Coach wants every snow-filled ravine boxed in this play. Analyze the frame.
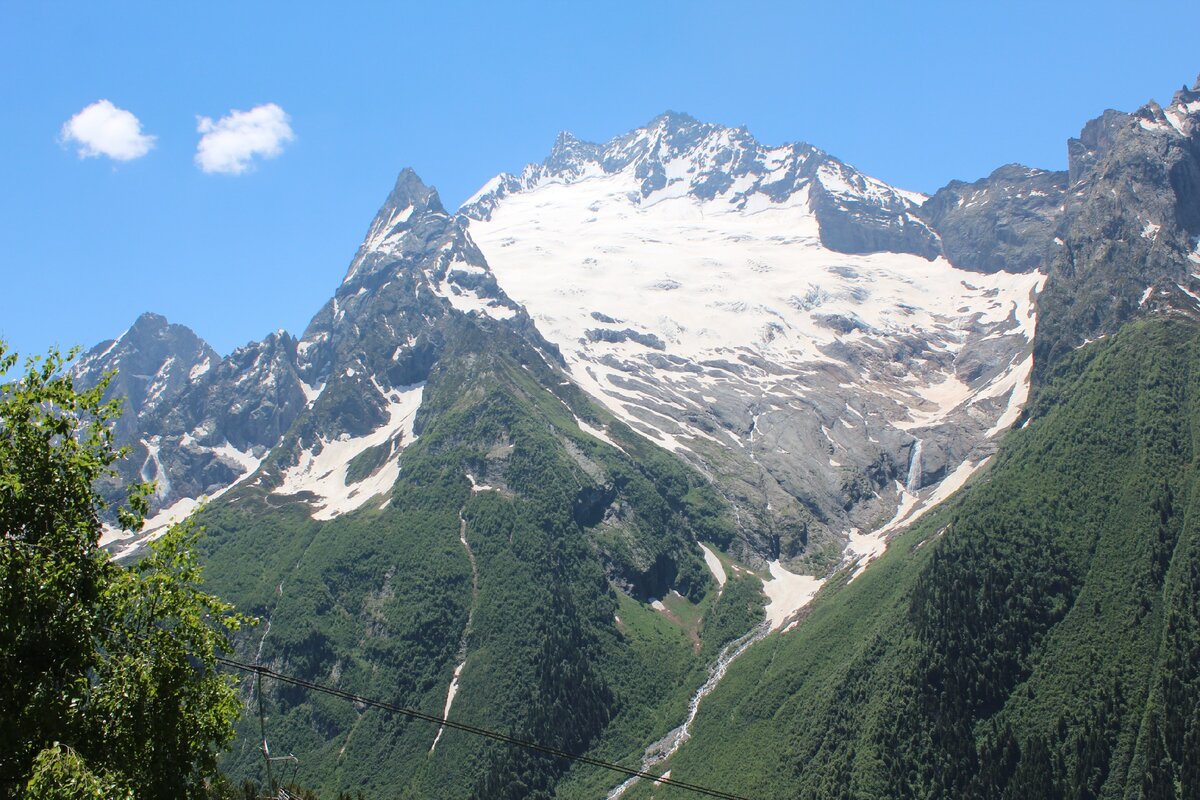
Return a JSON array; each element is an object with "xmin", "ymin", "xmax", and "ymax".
[
  {"xmin": 274, "ymin": 383, "xmax": 424, "ymax": 520},
  {"xmin": 99, "ymin": 439, "xmax": 264, "ymax": 560}
]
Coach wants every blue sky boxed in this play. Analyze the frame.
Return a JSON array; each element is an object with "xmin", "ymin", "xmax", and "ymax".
[{"xmin": 2, "ymin": 0, "xmax": 1198, "ymax": 358}]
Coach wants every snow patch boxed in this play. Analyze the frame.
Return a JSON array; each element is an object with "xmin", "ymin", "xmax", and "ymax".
[
  {"xmin": 300, "ymin": 380, "xmax": 325, "ymax": 405},
  {"xmin": 984, "ymin": 354, "xmax": 1034, "ymax": 437},
  {"xmin": 465, "ymin": 473, "xmax": 496, "ymax": 493},
  {"xmin": 101, "ymin": 441, "xmax": 264, "ymax": 558},
  {"xmin": 188, "ymin": 357, "xmax": 212, "ymax": 381},
  {"xmin": 698, "ymin": 543, "xmax": 727, "ymax": 589},
  {"xmin": 429, "ymin": 661, "xmax": 465, "ymax": 754},
  {"xmin": 574, "ymin": 415, "xmax": 625, "ymax": 452},
  {"xmin": 275, "ymin": 383, "xmax": 424, "ymax": 520},
  {"xmin": 877, "ymin": 457, "xmax": 991, "ymax": 539},
  {"xmin": 844, "ymin": 527, "xmax": 887, "ymax": 582},
  {"xmin": 761, "ymin": 561, "xmax": 824, "ymax": 630}
]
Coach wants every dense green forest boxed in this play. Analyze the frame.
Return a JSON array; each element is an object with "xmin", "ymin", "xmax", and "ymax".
[
  {"xmin": 193, "ymin": 315, "xmax": 755, "ymax": 798},
  {"xmin": 14, "ymin": 315, "xmax": 1200, "ymax": 799},
  {"xmin": 636, "ymin": 319, "xmax": 1200, "ymax": 799}
]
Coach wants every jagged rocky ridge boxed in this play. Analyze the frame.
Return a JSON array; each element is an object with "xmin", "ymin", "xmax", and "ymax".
[
  {"xmin": 462, "ymin": 111, "xmax": 1047, "ymax": 570},
  {"xmin": 462, "ymin": 111, "xmax": 942, "ymax": 259},
  {"xmin": 98, "ymin": 172, "xmax": 749, "ymax": 797},
  {"xmin": 82, "ymin": 113, "xmax": 1067, "ymax": 578},
  {"xmin": 1034, "ymin": 76, "xmax": 1200, "ymax": 375},
  {"xmin": 917, "ymin": 163, "xmax": 1069, "ymax": 274},
  {"xmin": 87, "ymin": 169, "xmax": 541, "ymax": 553},
  {"xmin": 88, "ymin": 87, "xmax": 1200, "ymax": 578},
  {"xmin": 76, "ymin": 314, "xmax": 306, "ymax": 525}
]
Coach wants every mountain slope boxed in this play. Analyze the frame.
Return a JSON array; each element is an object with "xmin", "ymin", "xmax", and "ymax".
[
  {"xmin": 1035, "ymin": 76, "xmax": 1200, "ymax": 377},
  {"xmin": 917, "ymin": 163, "xmax": 1068, "ymax": 274},
  {"xmin": 201, "ymin": 284, "xmax": 750, "ymax": 799},
  {"xmin": 463, "ymin": 112, "xmax": 1045, "ymax": 573},
  {"xmin": 619, "ymin": 77, "xmax": 1200, "ymax": 800},
  {"xmin": 81, "ymin": 174, "xmax": 774, "ymax": 798},
  {"xmin": 638, "ymin": 318, "xmax": 1200, "ymax": 800}
]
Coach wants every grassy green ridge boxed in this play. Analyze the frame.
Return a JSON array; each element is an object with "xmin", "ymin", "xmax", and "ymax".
[
  {"xmin": 638, "ymin": 319, "xmax": 1200, "ymax": 800},
  {"xmin": 191, "ymin": 314, "xmax": 754, "ymax": 798}
]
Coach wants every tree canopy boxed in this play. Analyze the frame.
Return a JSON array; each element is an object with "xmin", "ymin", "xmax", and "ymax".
[{"xmin": 0, "ymin": 344, "xmax": 248, "ymax": 799}]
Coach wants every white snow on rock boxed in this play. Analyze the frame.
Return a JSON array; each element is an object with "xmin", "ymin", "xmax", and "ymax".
[
  {"xmin": 761, "ymin": 560, "xmax": 824, "ymax": 630},
  {"xmin": 100, "ymin": 441, "xmax": 264, "ymax": 559},
  {"xmin": 437, "ymin": 282, "xmax": 518, "ymax": 320},
  {"xmin": 429, "ymin": 660, "xmax": 465, "ymax": 753},
  {"xmin": 984, "ymin": 354, "xmax": 1034, "ymax": 438},
  {"xmin": 844, "ymin": 527, "xmax": 888, "ymax": 582},
  {"xmin": 466, "ymin": 163, "xmax": 1041, "ymax": 403},
  {"xmin": 188, "ymin": 357, "xmax": 212, "ymax": 381},
  {"xmin": 464, "ymin": 140, "xmax": 1044, "ymax": 578},
  {"xmin": 573, "ymin": 414, "xmax": 625, "ymax": 452},
  {"xmin": 275, "ymin": 383, "xmax": 424, "ymax": 520},
  {"xmin": 465, "ymin": 473, "xmax": 496, "ymax": 493},
  {"xmin": 872, "ymin": 456, "xmax": 992, "ymax": 544},
  {"xmin": 698, "ymin": 543, "xmax": 727, "ymax": 589},
  {"xmin": 300, "ymin": 379, "xmax": 325, "ymax": 405}
]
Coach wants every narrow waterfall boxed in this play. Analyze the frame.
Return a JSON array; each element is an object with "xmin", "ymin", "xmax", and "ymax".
[{"xmin": 906, "ymin": 439, "xmax": 924, "ymax": 492}]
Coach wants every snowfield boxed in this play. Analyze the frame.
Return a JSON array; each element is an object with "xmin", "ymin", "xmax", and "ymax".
[
  {"xmin": 274, "ymin": 383, "xmax": 424, "ymax": 520},
  {"xmin": 465, "ymin": 133, "xmax": 1043, "ymax": 585}
]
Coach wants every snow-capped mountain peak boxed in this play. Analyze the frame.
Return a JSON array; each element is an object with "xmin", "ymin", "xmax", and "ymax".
[
  {"xmin": 346, "ymin": 168, "xmax": 448, "ymax": 284},
  {"xmin": 462, "ymin": 112, "xmax": 940, "ymax": 259},
  {"xmin": 461, "ymin": 114, "xmax": 1044, "ymax": 567}
]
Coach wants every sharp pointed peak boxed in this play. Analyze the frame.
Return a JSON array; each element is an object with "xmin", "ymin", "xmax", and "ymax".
[
  {"xmin": 553, "ymin": 129, "xmax": 584, "ymax": 147},
  {"xmin": 1170, "ymin": 80, "xmax": 1200, "ymax": 109},
  {"xmin": 544, "ymin": 129, "xmax": 602, "ymax": 171},
  {"xmin": 385, "ymin": 167, "xmax": 444, "ymax": 215}
]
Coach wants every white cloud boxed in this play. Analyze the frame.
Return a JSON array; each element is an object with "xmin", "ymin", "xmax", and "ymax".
[
  {"xmin": 195, "ymin": 103, "xmax": 295, "ymax": 175},
  {"xmin": 60, "ymin": 100, "xmax": 156, "ymax": 161}
]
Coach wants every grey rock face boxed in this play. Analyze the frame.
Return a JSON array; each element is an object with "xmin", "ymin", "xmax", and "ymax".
[
  {"xmin": 82, "ymin": 170, "xmax": 555, "ymax": 545},
  {"xmin": 71, "ymin": 312, "xmax": 218, "ymax": 441},
  {"xmin": 807, "ymin": 156, "xmax": 941, "ymax": 259},
  {"xmin": 918, "ymin": 164, "xmax": 1068, "ymax": 273},
  {"xmin": 77, "ymin": 319, "xmax": 312, "ymax": 512},
  {"xmin": 268, "ymin": 170, "xmax": 547, "ymax": 469},
  {"xmin": 462, "ymin": 111, "xmax": 941, "ymax": 260},
  {"xmin": 1034, "ymin": 76, "xmax": 1200, "ymax": 376}
]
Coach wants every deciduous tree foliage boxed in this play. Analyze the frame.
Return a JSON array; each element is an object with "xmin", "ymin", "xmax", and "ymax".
[{"xmin": 0, "ymin": 344, "xmax": 248, "ymax": 799}]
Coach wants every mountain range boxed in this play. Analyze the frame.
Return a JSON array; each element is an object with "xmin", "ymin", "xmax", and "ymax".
[{"xmin": 70, "ymin": 74, "xmax": 1200, "ymax": 798}]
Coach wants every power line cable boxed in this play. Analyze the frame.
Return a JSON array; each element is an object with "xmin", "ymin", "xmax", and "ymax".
[{"xmin": 215, "ymin": 654, "xmax": 754, "ymax": 800}]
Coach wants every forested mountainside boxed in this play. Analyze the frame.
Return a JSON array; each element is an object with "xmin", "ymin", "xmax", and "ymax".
[
  {"xmin": 636, "ymin": 78, "xmax": 1200, "ymax": 800},
  {"xmin": 647, "ymin": 319, "xmax": 1200, "ymax": 800},
  {"xmin": 66, "ymin": 74, "xmax": 1200, "ymax": 798},
  {"xmin": 199, "ymin": 312, "xmax": 753, "ymax": 798}
]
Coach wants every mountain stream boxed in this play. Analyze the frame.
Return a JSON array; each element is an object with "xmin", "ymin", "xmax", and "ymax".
[{"xmin": 605, "ymin": 620, "xmax": 771, "ymax": 798}]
